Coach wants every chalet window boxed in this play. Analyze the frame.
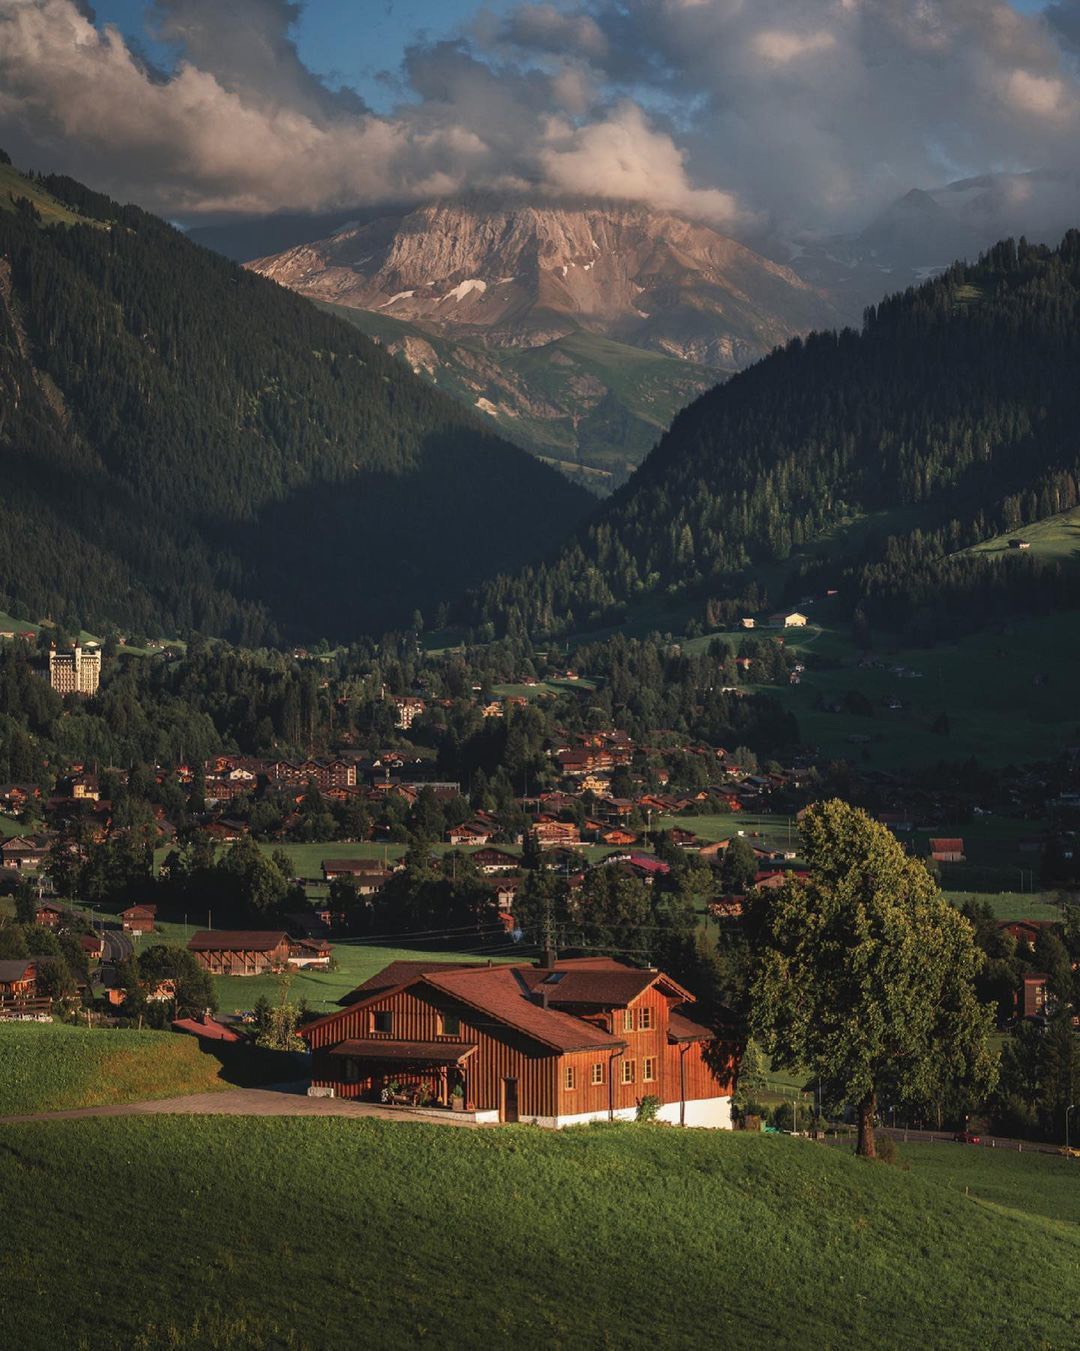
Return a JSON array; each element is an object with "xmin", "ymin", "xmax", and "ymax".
[
  {"xmin": 371, "ymin": 1010, "xmax": 392, "ymax": 1034},
  {"xmin": 343, "ymin": 1058, "xmax": 359, "ymax": 1084},
  {"xmin": 439, "ymin": 1013, "xmax": 461, "ymax": 1037},
  {"xmin": 622, "ymin": 1008, "xmax": 633, "ymax": 1032},
  {"xmin": 643, "ymin": 1057, "xmax": 656, "ymax": 1083},
  {"xmin": 564, "ymin": 1066, "xmax": 576, "ymax": 1091},
  {"xmin": 637, "ymin": 1006, "xmax": 653, "ymax": 1030},
  {"xmin": 591, "ymin": 1063, "xmax": 604, "ymax": 1086},
  {"xmin": 621, "ymin": 1060, "xmax": 635, "ymax": 1085}
]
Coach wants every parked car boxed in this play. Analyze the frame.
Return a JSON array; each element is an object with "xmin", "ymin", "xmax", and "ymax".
[{"xmin": 953, "ymin": 1130, "xmax": 982, "ymax": 1145}]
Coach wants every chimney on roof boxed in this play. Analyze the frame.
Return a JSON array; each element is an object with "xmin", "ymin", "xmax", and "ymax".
[{"xmin": 540, "ymin": 985, "xmax": 550, "ymax": 1009}]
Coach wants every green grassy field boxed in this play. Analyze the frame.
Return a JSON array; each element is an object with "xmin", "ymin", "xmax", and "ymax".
[
  {"xmin": 121, "ymin": 929, "xmax": 497, "ymax": 1014},
  {"xmin": 0, "ymin": 1022, "xmax": 247, "ymax": 1115},
  {"xmin": 212, "ymin": 943, "xmax": 498, "ymax": 1015},
  {"xmin": 966, "ymin": 507, "xmax": 1080, "ymax": 569},
  {"xmin": 0, "ymin": 1119, "xmax": 1076, "ymax": 1348}
]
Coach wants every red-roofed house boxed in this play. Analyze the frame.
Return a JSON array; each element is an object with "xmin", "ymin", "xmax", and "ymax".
[
  {"xmin": 929, "ymin": 838, "xmax": 965, "ymax": 863},
  {"xmin": 302, "ymin": 956, "xmax": 736, "ymax": 1129}
]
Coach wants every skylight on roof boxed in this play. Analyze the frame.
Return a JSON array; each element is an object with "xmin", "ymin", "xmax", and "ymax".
[{"xmin": 542, "ymin": 971, "xmax": 566, "ymax": 985}]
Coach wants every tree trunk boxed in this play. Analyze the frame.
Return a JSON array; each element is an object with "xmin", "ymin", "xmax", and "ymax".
[{"xmin": 856, "ymin": 1091, "xmax": 877, "ymax": 1158}]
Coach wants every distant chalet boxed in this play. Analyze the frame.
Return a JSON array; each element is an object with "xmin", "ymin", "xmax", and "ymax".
[
  {"xmin": 303, "ymin": 955, "xmax": 737, "ymax": 1128},
  {"xmin": 187, "ymin": 930, "xmax": 290, "ymax": 976}
]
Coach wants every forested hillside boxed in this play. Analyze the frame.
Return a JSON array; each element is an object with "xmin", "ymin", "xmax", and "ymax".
[
  {"xmin": 0, "ymin": 160, "xmax": 589, "ymax": 643},
  {"xmin": 470, "ymin": 234, "xmax": 1080, "ymax": 639}
]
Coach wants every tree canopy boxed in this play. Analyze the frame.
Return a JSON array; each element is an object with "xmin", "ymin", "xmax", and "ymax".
[{"xmin": 748, "ymin": 799, "xmax": 997, "ymax": 1156}]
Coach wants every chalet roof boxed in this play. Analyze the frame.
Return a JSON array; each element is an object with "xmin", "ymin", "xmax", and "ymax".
[
  {"xmin": 187, "ymin": 930, "xmax": 288, "ymax": 952},
  {"xmin": 122, "ymin": 904, "xmax": 157, "ymax": 917},
  {"xmin": 322, "ymin": 858, "xmax": 385, "ymax": 873},
  {"xmin": 518, "ymin": 966, "xmax": 671, "ymax": 1008},
  {"xmin": 419, "ymin": 967, "xmax": 625, "ymax": 1053},
  {"xmin": 329, "ymin": 1039, "xmax": 478, "ymax": 1066},
  {"xmin": 0, "ymin": 959, "xmax": 36, "ymax": 983},
  {"xmin": 929, "ymin": 838, "xmax": 964, "ymax": 851},
  {"xmin": 667, "ymin": 1011, "xmax": 714, "ymax": 1043},
  {"xmin": 335, "ymin": 960, "xmax": 480, "ymax": 1006}
]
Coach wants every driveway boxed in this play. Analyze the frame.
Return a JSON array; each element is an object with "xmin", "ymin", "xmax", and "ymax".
[{"xmin": 0, "ymin": 1082, "xmax": 489, "ymax": 1127}]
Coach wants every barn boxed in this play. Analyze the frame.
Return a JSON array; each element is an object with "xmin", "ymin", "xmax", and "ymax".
[
  {"xmin": 187, "ymin": 930, "xmax": 290, "ymax": 975},
  {"xmin": 302, "ymin": 956, "xmax": 737, "ymax": 1128}
]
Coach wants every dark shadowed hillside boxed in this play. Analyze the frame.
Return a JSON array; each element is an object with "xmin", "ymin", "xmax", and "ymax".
[{"xmin": 0, "ymin": 161, "xmax": 590, "ymax": 643}]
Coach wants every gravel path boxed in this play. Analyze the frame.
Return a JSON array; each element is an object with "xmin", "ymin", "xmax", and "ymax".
[{"xmin": 0, "ymin": 1082, "xmax": 487, "ymax": 1126}]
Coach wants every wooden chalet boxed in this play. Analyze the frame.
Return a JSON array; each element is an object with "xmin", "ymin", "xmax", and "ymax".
[
  {"xmin": 34, "ymin": 901, "xmax": 67, "ymax": 928},
  {"xmin": 0, "ymin": 959, "xmax": 38, "ymax": 1000},
  {"xmin": 287, "ymin": 937, "xmax": 333, "ymax": 969},
  {"xmin": 187, "ymin": 930, "xmax": 290, "ymax": 976},
  {"xmin": 121, "ymin": 904, "xmax": 157, "ymax": 935},
  {"xmin": 303, "ymin": 956, "xmax": 736, "ymax": 1128},
  {"xmin": 1, "ymin": 835, "xmax": 50, "ymax": 870}
]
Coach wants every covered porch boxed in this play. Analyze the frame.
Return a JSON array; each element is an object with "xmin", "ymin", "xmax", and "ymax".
[{"xmin": 325, "ymin": 1039, "xmax": 480, "ymax": 1111}]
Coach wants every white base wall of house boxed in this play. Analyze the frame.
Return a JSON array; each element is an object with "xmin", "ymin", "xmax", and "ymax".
[
  {"xmin": 515, "ymin": 1096, "xmax": 733, "ymax": 1130},
  {"xmin": 656, "ymin": 1096, "xmax": 733, "ymax": 1130}
]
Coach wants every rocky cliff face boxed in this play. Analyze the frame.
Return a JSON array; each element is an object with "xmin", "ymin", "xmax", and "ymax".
[
  {"xmin": 250, "ymin": 199, "xmax": 836, "ymax": 372},
  {"xmin": 248, "ymin": 199, "xmax": 837, "ymax": 488}
]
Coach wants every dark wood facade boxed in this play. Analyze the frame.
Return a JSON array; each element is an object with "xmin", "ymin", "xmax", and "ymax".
[{"xmin": 303, "ymin": 959, "xmax": 737, "ymax": 1126}]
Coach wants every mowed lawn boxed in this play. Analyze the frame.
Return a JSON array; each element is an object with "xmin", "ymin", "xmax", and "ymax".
[{"xmin": 1, "ymin": 1119, "xmax": 1078, "ymax": 1349}]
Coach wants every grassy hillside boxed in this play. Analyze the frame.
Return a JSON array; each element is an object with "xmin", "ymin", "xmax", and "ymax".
[
  {"xmin": 0, "ymin": 163, "xmax": 92, "ymax": 226},
  {"xmin": 0, "ymin": 1023, "xmax": 243, "ymax": 1115},
  {"xmin": 0, "ymin": 1120, "xmax": 1076, "ymax": 1348},
  {"xmin": 679, "ymin": 607, "xmax": 1080, "ymax": 769},
  {"xmin": 318, "ymin": 303, "xmax": 715, "ymax": 490}
]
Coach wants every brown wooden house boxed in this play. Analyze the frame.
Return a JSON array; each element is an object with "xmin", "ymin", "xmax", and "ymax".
[
  {"xmin": 121, "ymin": 904, "xmax": 157, "ymax": 935},
  {"xmin": 0, "ymin": 958, "xmax": 38, "ymax": 1000},
  {"xmin": 302, "ymin": 956, "xmax": 737, "ymax": 1128},
  {"xmin": 187, "ymin": 930, "xmax": 290, "ymax": 975}
]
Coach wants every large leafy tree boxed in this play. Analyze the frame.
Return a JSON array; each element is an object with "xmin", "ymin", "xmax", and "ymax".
[{"xmin": 748, "ymin": 800, "xmax": 997, "ymax": 1157}]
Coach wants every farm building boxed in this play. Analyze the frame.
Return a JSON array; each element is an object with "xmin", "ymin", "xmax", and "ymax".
[
  {"xmin": 33, "ymin": 901, "xmax": 67, "ymax": 927},
  {"xmin": 768, "ymin": 612, "xmax": 808, "ymax": 628},
  {"xmin": 187, "ymin": 930, "xmax": 290, "ymax": 976},
  {"xmin": 303, "ymin": 956, "xmax": 737, "ymax": 1128},
  {"xmin": 929, "ymin": 838, "xmax": 966, "ymax": 863}
]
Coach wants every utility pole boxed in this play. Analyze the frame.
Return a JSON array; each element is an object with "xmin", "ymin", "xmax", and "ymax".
[{"xmin": 542, "ymin": 888, "xmax": 557, "ymax": 969}]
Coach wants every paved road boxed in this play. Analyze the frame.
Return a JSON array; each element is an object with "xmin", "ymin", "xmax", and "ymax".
[
  {"xmin": 97, "ymin": 924, "xmax": 132, "ymax": 987},
  {"xmin": 0, "ymin": 1082, "xmax": 488, "ymax": 1127}
]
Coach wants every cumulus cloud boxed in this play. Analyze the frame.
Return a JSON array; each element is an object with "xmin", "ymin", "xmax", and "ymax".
[{"xmin": 0, "ymin": 0, "xmax": 1078, "ymax": 237}]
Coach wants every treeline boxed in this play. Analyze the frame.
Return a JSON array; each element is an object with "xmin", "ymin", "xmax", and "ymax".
[
  {"xmin": 467, "ymin": 234, "xmax": 1080, "ymax": 641},
  {"xmin": 0, "ymin": 623, "xmax": 799, "ymax": 792},
  {"xmin": 0, "ymin": 156, "xmax": 587, "ymax": 643}
]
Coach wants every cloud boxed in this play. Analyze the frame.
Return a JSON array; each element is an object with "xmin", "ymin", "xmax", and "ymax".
[{"xmin": 0, "ymin": 0, "xmax": 1078, "ymax": 239}]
